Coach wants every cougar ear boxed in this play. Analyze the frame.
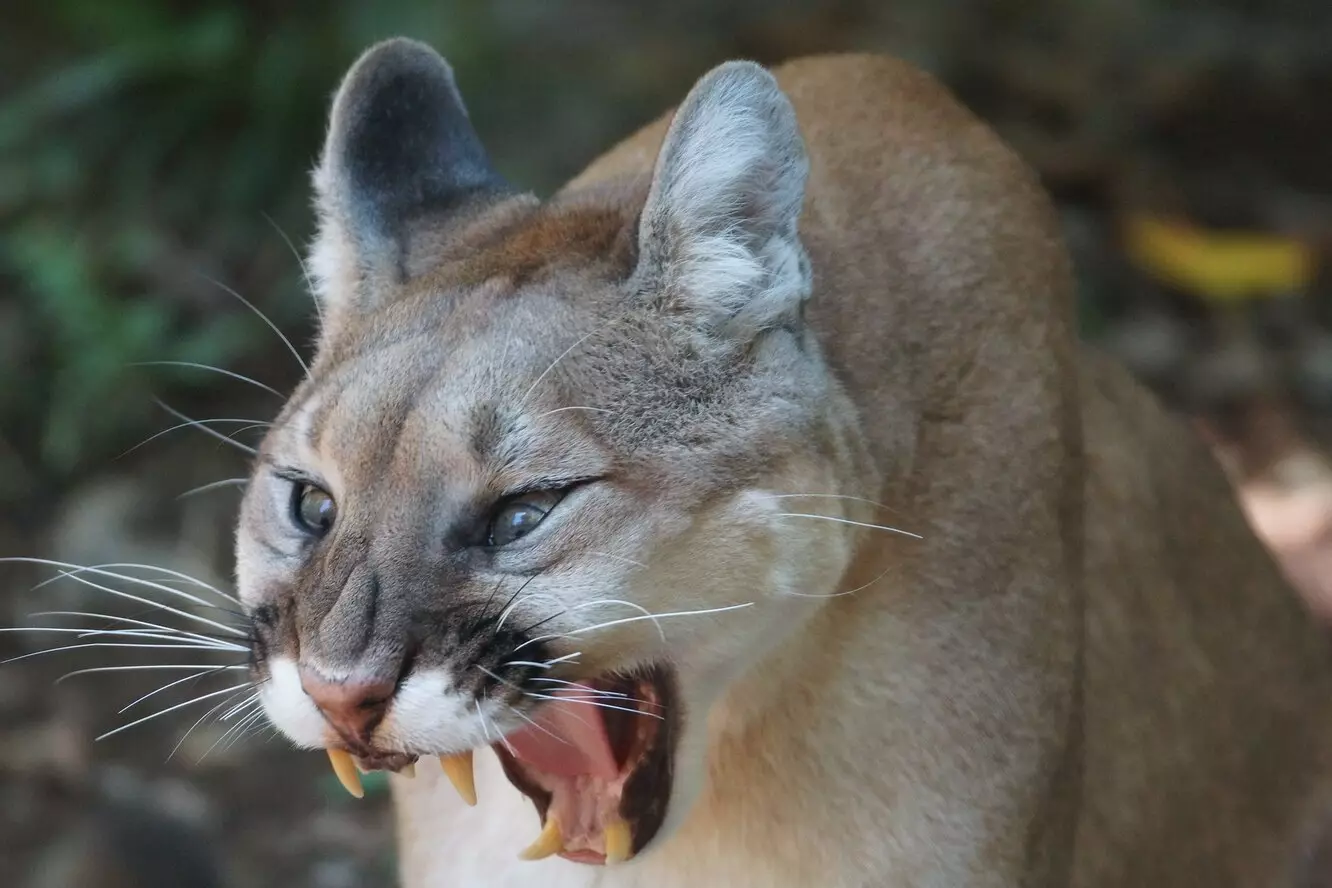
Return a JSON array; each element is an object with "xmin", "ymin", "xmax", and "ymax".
[
  {"xmin": 309, "ymin": 38, "xmax": 508, "ymax": 329},
  {"xmin": 633, "ymin": 60, "xmax": 811, "ymax": 342}
]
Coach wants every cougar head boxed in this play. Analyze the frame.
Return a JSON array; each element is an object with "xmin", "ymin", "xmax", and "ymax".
[{"xmin": 236, "ymin": 37, "xmax": 870, "ymax": 865}]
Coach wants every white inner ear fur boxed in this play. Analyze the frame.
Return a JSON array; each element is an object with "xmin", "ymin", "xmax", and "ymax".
[{"xmin": 636, "ymin": 62, "xmax": 812, "ymax": 341}]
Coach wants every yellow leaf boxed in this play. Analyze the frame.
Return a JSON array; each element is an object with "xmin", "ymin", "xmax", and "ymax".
[{"xmin": 1122, "ymin": 213, "xmax": 1313, "ymax": 303}]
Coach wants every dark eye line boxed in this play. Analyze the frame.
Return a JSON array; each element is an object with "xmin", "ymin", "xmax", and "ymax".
[
  {"xmin": 498, "ymin": 474, "xmax": 604, "ymax": 501},
  {"xmin": 273, "ymin": 465, "xmax": 326, "ymax": 489}
]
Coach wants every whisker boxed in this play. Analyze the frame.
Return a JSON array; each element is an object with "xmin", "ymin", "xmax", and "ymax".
[
  {"xmin": 71, "ymin": 628, "xmax": 242, "ymax": 649},
  {"xmin": 199, "ymin": 273, "xmax": 311, "ymax": 379},
  {"xmin": 784, "ymin": 563, "xmax": 896, "ymax": 599},
  {"xmin": 772, "ymin": 512, "xmax": 922, "ymax": 539},
  {"xmin": 121, "ymin": 417, "xmax": 269, "ymax": 459},
  {"xmin": 506, "ymin": 705, "xmax": 572, "ymax": 746},
  {"xmin": 6, "ymin": 559, "xmax": 248, "ymax": 632},
  {"xmin": 153, "ymin": 401, "xmax": 257, "ymax": 456},
  {"xmin": 29, "ymin": 610, "xmax": 240, "ymax": 648},
  {"xmin": 57, "ymin": 664, "xmax": 247, "ymax": 684},
  {"xmin": 494, "ymin": 574, "xmax": 543, "ymax": 633},
  {"xmin": 563, "ymin": 599, "xmax": 667, "ymax": 642},
  {"xmin": 522, "ymin": 693, "xmax": 662, "ymax": 721},
  {"xmin": 169, "ymin": 687, "xmax": 258, "ymax": 760},
  {"xmin": 0, "ymin": 627, "xmax": 241, "ymax": 649},
  {"xmin": 527, "ymin": 678, "xmax": 629, "ymax": 697},
  {"xmin": 2, "ymin": 641, "xmax": 245, "ymax": 666},
  {"xmin": 511, "ymin": 602, "xmax": 753, "ymax": 653},
  {"xmin": 211, "ymin": 704, "xmax": 269, "ymax": 758},
  {"xmin": 120, "ymin": 665, "xmax": 240, "ymax": 713},
  {"xmin": 536, "ymin": 406, "xmax": 617, "ymax": 419},
  {"xmin": 130, "ymin": 361, "xmax": 285, "ymax": 399},
  {"xmin": 521, "ymin": 321, "xmax": 618, "ymax": 406},
  {"xmin": 758, "ymin": 493, "xmax": 903, "ymax": 515},
  {"xmin": 179, "ymin": 478, "xmax": 248, "ymax": 500},
  {"xmin": 95, "ymin": 683, "xmax": 255, "ymax": 741},
  {"xmin": 503, "ymin": 660, "xmax": 557, "ymax": 671},
  {"xmin": 62, "ymin": 561, "xmax": 241, "ymax": 605},
  {"xmin": 262, "ymin": 211, "xmax": 324, "ymax": 327}
]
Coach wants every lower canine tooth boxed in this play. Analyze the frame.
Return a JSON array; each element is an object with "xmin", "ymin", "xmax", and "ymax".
[
  {"xmin": 604, "ymin": 820, "xmax": 632, "ymax": 865},
  {"xmin": 519, "ymin": 815, "xmax": 563, "ymax": 861},
  {"xmin": 326, "ymin": 749, "xmax": 364, "ymax": 799},
  {"xmin": 439, "ymin": 750, "xmax": 477, "ymax": 806}
]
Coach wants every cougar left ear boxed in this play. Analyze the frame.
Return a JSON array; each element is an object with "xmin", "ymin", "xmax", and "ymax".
[
  {"xmin": 309, "ymin": 38, "xmax": 509, "ymax": 329},
  {"xmin": 632, "ymin": 60, "xmax": 811, "ymax": 342}
]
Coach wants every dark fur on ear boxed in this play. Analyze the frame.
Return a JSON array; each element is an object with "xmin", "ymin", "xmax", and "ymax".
[{"xmin": 310, "ymin": 38, "xmax": 508, "ymax": 325}]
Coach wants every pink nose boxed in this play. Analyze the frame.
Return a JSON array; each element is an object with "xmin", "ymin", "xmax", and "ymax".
[{"xmin": 299, "ymin": 668, "xmax": 396, "ymax": 743}]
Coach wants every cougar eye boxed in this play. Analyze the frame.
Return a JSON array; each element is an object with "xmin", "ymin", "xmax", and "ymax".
[
  {"xmin": 487, "ymin": 490, "xmax": 564, "ymax": 547},
  {"xmin": 292, "ymin": 484, "xmax": 337, "ymax": 537}
]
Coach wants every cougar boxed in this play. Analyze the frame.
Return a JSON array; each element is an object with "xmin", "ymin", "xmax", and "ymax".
[{"xmin": 225, "ymin": 37, "xmax": 1332, "ymax": 887}]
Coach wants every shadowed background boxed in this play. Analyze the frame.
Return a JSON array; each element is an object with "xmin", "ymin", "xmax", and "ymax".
[{"xmin": 4, "ymin": 1, "xmax": 1332, "ymax": 885}]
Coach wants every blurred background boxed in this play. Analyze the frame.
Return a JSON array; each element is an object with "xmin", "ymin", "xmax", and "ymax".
[{"xmin": 5, "ymin": 0, "xmax": 1332, "ymax": 885}]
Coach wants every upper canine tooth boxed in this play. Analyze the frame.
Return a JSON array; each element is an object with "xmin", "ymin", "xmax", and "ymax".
[
  {"xmin": 603, "ymin": 819, "xmax": 632, "ymax": 865},
  {"xmin": 326, "ymin": 749, "xmax": 364, "ymax": 799},
  {"xmin": 439, "ymin": 750, "xmax": 477, "ymax": 806},
  {"xmin": 519, "ymin": 815, "xmax": 563, "ymax": 861}
]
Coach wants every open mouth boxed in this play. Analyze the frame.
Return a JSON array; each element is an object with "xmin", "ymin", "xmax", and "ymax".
[
  {"xmin": 322, "ymin": 663, "xmax": 679, "ymax": 866},
  {"xmin": 494, "ymin": 663, "xmax": 678, "ymax": 865}
]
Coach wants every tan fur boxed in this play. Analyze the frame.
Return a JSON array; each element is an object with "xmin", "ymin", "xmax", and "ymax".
[{"xmin": 239, "ymin": 45, "xmax": 1332, "ymax": 888}]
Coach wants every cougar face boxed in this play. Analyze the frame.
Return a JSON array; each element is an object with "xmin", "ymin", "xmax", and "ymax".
[{"xmin": 235, "ymin": 38, "xmax": 872, "ymax": 863}]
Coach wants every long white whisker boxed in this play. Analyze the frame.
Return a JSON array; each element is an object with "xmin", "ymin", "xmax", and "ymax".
[
  {"xmin": 179, "ymin": 478, "xmax": 248, "ymax": 499},
  {"xmin": 523, "ymin": 693, "xmax": 662, "ymax": 720},
  {"xmin": 169, "ymin": 688, "xmax": 257, "ymax": 760},
  {"xmin": 506, "ymin": 705, "xmax": 572, "ymax": 746},
  {"xmin": 95, "ymin": 683, "xmax": 254, "ymax": 741},
  {"xmin": 200, "ymin": 274, "xmax": 311, "ymax": 379},
  {"xmin": 527, "ymin": 678, "xmax": 629, "ymax": 697},
  {"xmin": 2, "ymin": 641, "xmax": 245, "ymax": 665},
  {"xmin": 522, "ymin": 325, "xmax": 609, "ymax": 405},
  {"xmin": 57, "ymin": 664, "xmax": 247, "ymax": 683},
  {"xmin": 27, "ymin": 564, "xmax": 236, "ymax": 612},
  {"xmin": 67, "ymin": 561, "xmax": 240, "ymax": 605},
  {"xmin": 536, "ymin": 406, "xmax": 617, "ymax": 418},
  {"xmin": 29, "ymin": 610, "xmax": 239, "ymax": 648},
  {"xmin": 262, "ymin": 211, "xmax": 324, "ymax": 327},
  {"xmin": 503, "ymin": 660, "xmax": 556, "ymax": 670},
  {"xmin": 785, "ymin": 563, "xmax": 896, "ymax": 599},
  {"xmin": 71, "ymin": 628, "xmax": 241, "ymax": 649},
  {"xmin": 122, "ymin": 417, "xmax": 270, "ymax": 458},
  {"xmin": 120, "ymin": 666, "xmax": 238, "ymax": 713},
  {"xmin": 212, "ymin": 704, "xmax": 269, "ymax": 757},
  {"xmin": 564, "ymin": 599, "xmax": 666, "ymax": 641},
  {"xmin": 5, "ymin": 559, "xmax": 247, "ymax": 633},
  {"xmin": 511, "ymin": 603, "xmax": 753, "ymax": 652},
  {"xmin": 154, "ymin": 400, "xmax": 257, "ymax": 456},
  {"xmin": 131, "ymin": 361, "xmax": 285, "ymax": 398},
  {"xmin": 0, "ymin": 627, "xmax": 241, "ymax": 651},
  {"xmin": 772, "ymin": 512, "xmax": 922, "ymax": 539},
  {"xmin": 541, "ymin": 652, "xmax": 582, "ymax": 667},
  {"xmin": 758, "ymin": 493, "xmax": 903, "ymax": 514}
]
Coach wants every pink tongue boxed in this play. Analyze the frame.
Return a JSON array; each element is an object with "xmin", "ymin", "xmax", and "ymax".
[{"xmin": 505, "ymin": 688, "xmax": 619, "ymax": 779}]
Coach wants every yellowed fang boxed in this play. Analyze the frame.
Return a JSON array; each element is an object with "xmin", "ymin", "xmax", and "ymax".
[
  {"xmin": 326, "ymin": 748, "xmax": 364, "ymax": 799},
  {"xmin": 439, "ymin": 750, "xmax": 477, "ymax": 806},
  {"xmin": 519, "ymin": 815, "xmax": 564, "ymax": 861},
  {"xmin": 603, "ymin": 819, "xmax": 632, "ymax": 864}
]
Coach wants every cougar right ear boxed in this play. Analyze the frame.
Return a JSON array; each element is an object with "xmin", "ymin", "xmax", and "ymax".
[{"xmin": 308, "ymin": 38, "xmax": 509, "ymax": 331}]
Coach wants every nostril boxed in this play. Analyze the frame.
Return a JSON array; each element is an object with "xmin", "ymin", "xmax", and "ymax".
[{"xmin": 298, "ymin": 666, "xmax": 398, "ymax": 743}]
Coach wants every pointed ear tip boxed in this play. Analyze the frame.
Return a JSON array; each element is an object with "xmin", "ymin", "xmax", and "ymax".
[
  {"xmin": 697, "ymin": 59, "xmax": 782, "ymax": 97},
  {"xmin": 341, "ymin": 37, "xmax": 454, "ymax": 89}
]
